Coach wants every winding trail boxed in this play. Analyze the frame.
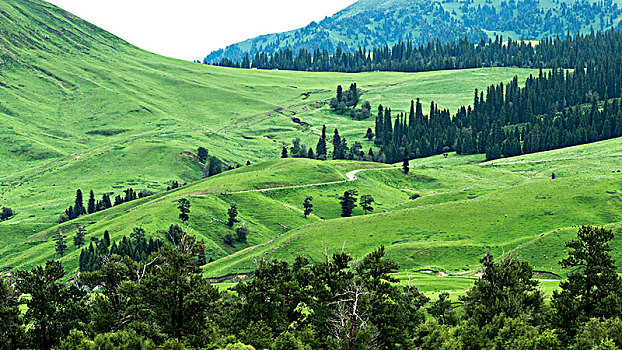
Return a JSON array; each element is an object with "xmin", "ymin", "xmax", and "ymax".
[{"xmin": 223, "ymin": 166, "xmax": 403, "ymax": 195}]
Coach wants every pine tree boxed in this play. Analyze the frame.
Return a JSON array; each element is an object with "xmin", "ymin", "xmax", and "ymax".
[
  {"xmin": 74, "ymin": 225, "xmax": 86, "ymax": 248},
  {"xmin": 227, "ymin": 203, "xmax": 240, "ymax": 227},
  {"xmin": 303, "ymin": 196, "xmax": 313, "ymax": 218},
  {"xmin": 403, "ymin": 149, "xmax": 410, "ymax": 175},
  {"xmin": 339, "ymin": 189, "xmax": 358, "ymax": 217},
  {"xmin": 74, "ymin": 189, "xmax": 86, "ymax": 217},
  {"xmin": 54, "ymin": 231, "xmax": 68, "ymax": 257},
  {"xmin": 87, "ymin": 190, "xmax": 96, "ymax": 214},
  {"xmin": 177, "ymin": 198, "xmax": 191, "ymax": 223},
  {"xmin": 281, "ymin": 147, "xmax": 288, "ymax": 158},
  {"xmin": 365, "ymin": 128, "xmax": 374, "ymax": 141},
  {"xmin": 332, "ymin": 129, "xmax": 343, "ymax": 159},
  {"xmin": 316, "ymin": 125, "xmax": 327, "ymax": 159},
  {"xmin": 360, "ymin": 195, "xmax": 375, "ymax": 215}
]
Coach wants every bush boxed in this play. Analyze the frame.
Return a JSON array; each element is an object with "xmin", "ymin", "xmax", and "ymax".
[
  {"xmin": 0, "ymin": 207, "xmax": 13, "ymax": 220},
  {"xmin": 410, "ymin": 194, "xmax": 421, "ymax": 200}
]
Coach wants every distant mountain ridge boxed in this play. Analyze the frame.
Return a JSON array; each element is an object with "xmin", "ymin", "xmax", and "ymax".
[{"xmin": 203, "ymin": 0, "xmax": 622, "ymax": 63}]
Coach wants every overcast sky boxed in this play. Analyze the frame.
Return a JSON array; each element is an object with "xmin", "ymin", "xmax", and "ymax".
[{"xmin": 46, "ymin": 0, "xmax": 358, "ymax": 61}]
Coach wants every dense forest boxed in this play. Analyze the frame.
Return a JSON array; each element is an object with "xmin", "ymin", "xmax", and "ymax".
[
  {"xmin": 373, "ymin": 58, "xmax": 622, "ymax": 162},
  {"xmin": 214, "ymin": 29, "xmax": 622, "ymax": 73},
  {"xmin": 2, "ymin": 225, "xmax": 621, "ymax": 349},
  {"xmin": 204, "ymin": 0, "xmax": 622, "ymax": 64}
]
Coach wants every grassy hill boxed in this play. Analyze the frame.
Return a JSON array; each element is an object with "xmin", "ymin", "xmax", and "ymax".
[
  {"xmin": 0, "ymin": 0, "xmax": 538, "ymax": 253},
  {"xmin": 3, "ymin": 136, "xmax": 622, "ymax": 291},
  {"xmin": 204, "ymin": 0, "xmax": 622, "ymax": 63}
]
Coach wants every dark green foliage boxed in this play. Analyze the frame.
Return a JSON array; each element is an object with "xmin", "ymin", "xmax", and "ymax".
[
  {"xmin": 360, "ymin": 194, "xmax": 374, "ymax": 215},
  {"xmin": 281, "ymin": 147, "xmax": 288, "ymax": 158},
  {"xmin": 15, "ymin": 260, "xmax": 89, "ymax": 350},
  {"xmin": 87, "ymin": 190, "xmax": 95, "ymax": 214},
  {"xmin": 212, "ymin": 29, "xmax": 622, "ymax": 74},
  {"xmin": 0, "ymin": 278, "xmax": 23, "ymax": 350},
  {"xmin": 460, "ymin": 252, "xmax": 543, "ymax": 327},
  {"xmin": 365, "ymin": 128, "xmax": 374, "ymax": 141},
  {"xmin": 235, "ymin": 224, "xmax": 250, "ymax": 243},
  {"xmin": 73, "ymin": 225, "xmax": 86, "ymax": 248},
  {"xmin": 290, "ymin": 138, "xmax": 309, "ymax": 158},
  {"xmin": 79, "ymin": 229, "xmax": 163, "ymax": 273},
  {"xmin": 427, "ymin": 292, "xmax": 458, "ymax": 326},
  {"xmin": 339, "ymin": 189, "xmax": 358, "ymax": 217},
  {"xmin": 330, "ymin": 84, "xmax": 362, "ymax": 117},
  {"xmin": 0, "ymin": 206, "xmax": 13, "ymax": 221},
  {"xmin": 74, "ymin": 189, "xmax": 86, "ymax": 217},
  {"xmin": 130, "ymin": 227, "xmax": 146, "ymax": 243},
  {"xmin": 551, "ymin": 226, "xmax": 622, "ymax": 341},
  {"xmin": 403, "ymin": 149, "xmax": 410, "ymax": 175},
  {"xmin": 197, "ymin": 147, "xmax": 209, "ymax": 162},
  {"xmin": 374, "ymin": 54, "xmax": 622, "ymax": 163},
  {"xmin": 315, "ymin": 125, "xmax": 328, "ymax": 160},
  {"xmin": 332, "ymin": 128, "xmax": 347, "ymax": 160},
  {"xmin": 227, "ymin": 203, "xmax": 239, "ymax": 227},
  {"xmin": 54, "ymin": 231, "xmax": 67, "ymax": 257},
  {"xmin": 203, "ymin": 156, "xmax": 223, "ymax": 178},
  {"xmin": 166, "ymin": 224, "xmax": 183, "ymax": 245},
  {"xmin": 303, "ymin": 196, "xmax": 313, "ymax": 218},
  {"xmin": 177, "ymin": 198, "xmax": 191, "ymax": 223}
]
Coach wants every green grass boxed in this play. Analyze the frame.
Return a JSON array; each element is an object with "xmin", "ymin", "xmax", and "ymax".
[
  {"xmin": 0, "ymin": 0, "xmax": 539, "ymax": 253},
  {"xmin": 200, "ymin": 137, "xmax": 622, "ymax": 279}
]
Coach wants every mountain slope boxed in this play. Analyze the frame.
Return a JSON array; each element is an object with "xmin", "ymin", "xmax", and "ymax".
[
  {"xmin": 204, "ymin": 0, "xmax": 622, "ymax": 63},
  {"xmin": 0, "ymin": 0, "xmax": 538, "ymax": 254}
]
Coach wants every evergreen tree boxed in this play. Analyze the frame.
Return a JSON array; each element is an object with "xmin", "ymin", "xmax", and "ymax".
[
  {"xmin": 177, "ymin": 198, "xmax": 191, "ymax": 223},
  {"xmin": 54, "ymin": 231, "xmax": 67, "ymax": 257},
  {"xmin": 365, "ymin": 128, "xmax": 374, "ymax": 141},
  {"xmin": 339, "ymin": 189, "xmax": 358, "ymax": 217},
  {"xmin": 15, "ymin": 260, "xmax": 89, "ymax": 350},
  {"xmin": 316, "ymin": 125, "xmax": 327, "ymax": 159},
  {"xmin": 461, "ymin": 252, "xmax": 543, "ymax": 327},
  {"xmin": 0, "ymin": 278, "xmax": 23, "ymax": 349},
  {"xmin": 130, "ymin": 227, "xmax": 145, "ymax": 243},
  {"xmin": 551, "ymin": 226, "xmax": 622, "ymax": 341},
  {"xmin": 332, "ymin": 129, "xmax": 343, "ymax": 159},
  {"xmin": 74, "ymin": 189, "xmax": 86, "ymax": 217},
  {"xmin": 281, "ymin": 147, "xmax": 288, "ymax": 158},
  {"xmin": 73, "ymin": 225, "xmax": 86, "ymax": 248},
  {"xmin": 197, "ymin": 147, "xmax": 209, "ymax": 162},
  {"xmin": 303, "ymin": 196, "xmax": 313, "ymax": 218},
  {"xmin": 227, "ymin": 203, "xmax": 240, "ymax": 227},
  {"xmin": 403, "ymin": 149, "xmax": 410, "ymax": 175},
  {"xmin": 87, "ymin": 190, "xmax": 95, "ymax": 214},
  {"xmin": 360, "ymin": 194, "xmax": 375, "ymax": 215}
]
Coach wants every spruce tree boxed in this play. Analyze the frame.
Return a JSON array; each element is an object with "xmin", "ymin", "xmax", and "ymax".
[
  {"xmin": 365, "ymin": 128, "xmax": 374, "ymax": 141},
  {"xmin": 332, "ymin": 129, "xmax": 343, "ymax": 159},
  {"xmin": 339, "ymin": 189, "xmax": 358, "ymax": 217},
  {"xmin": 73, "ymin": 225, "xmax": 86, "ymax": 248},
  {"xmin": 227, "ymin": 203, "xmax": 240, "ymax": 227},
  {"xmin": 54, "ymin": 231, "xmax": 68, "ymax": 257},
  {"xmin": 303, "ymin": 196, "xmax": 313, "ymax": 218},
  {"xmin": 281, "ymin": 147, "xmax": 288, "ymax": 158},
  {"xmin": 177, "ymin": 198, "xmax": 191, "ymax": 223},
  {"xmin": 316, "ymin": 125, "xmax": 327, "ymax": 159},
  {"xmin": 74, "ymin": 189, "xmax": 86, "ymax": 217},
  {"xmin": 551, "ymin": 226, "xmax": 622, "ymax": 340},
  {"xmin": 403, "ymin": 149, "xmax": 410, "ymax": 175},
  {"xmin": 87, "ymin": 190, "xmax": 95, "ymax": 214}
]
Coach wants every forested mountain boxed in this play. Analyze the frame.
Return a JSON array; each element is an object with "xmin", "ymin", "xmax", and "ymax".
[{"xmin": 203, "ymin": 0, "xmax": 622, "ymax": 63}]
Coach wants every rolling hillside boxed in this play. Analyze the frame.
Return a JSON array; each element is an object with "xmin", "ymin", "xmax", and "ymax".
[
  {"xmin": 0, "ymin": 0, "xmax": 539, "ymax": 252},
  {"xmin": 4, "ymin": 136, "xmax": 621, "ymax": 286},
  {"xmin": 204, "ymin": 0, "xmax": 622, "ymax": 63}
]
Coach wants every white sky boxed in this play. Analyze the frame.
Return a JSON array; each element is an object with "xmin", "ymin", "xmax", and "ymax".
[{"xmin": 46, "ymin": 0, "xmax": 359, "ymax": 61}]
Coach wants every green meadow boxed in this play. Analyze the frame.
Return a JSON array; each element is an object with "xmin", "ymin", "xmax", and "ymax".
[{"xmin": 2, "ymin": 0, "xmax": 621, "ymax": 301}]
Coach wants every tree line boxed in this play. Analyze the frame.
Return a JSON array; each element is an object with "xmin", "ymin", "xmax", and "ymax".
[
  {"xmin": 373, "ymin": 55, "xmax": 622, "ymax": 162},
  {"xmin": 2, "ymin": 225, "xmax": 622, "ymax": 349},
  {"xmin": 213, "ymin": 29, "xmax": 622, "ymax": 73}
]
